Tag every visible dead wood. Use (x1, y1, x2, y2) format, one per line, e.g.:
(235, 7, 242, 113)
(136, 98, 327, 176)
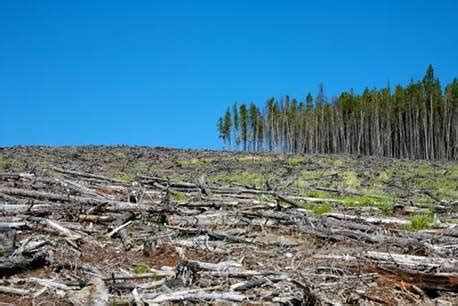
(0, 147, 457, 305)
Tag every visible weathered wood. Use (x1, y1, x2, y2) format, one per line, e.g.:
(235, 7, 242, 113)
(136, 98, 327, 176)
(44, 219, 82, 240)
(0, 285, 31, 296)
(108, 212, 135, 249)
(52, 167, 127, 184)
(0, 253, 49, 277)
(0, 187, 139, 211)
(143, 290, 247, 303)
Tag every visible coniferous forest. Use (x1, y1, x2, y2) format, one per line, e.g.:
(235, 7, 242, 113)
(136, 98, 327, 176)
(217, 65, 457, 160)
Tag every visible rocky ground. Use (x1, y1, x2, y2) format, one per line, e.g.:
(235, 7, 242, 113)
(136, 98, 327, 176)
(0, 146, 457, 305)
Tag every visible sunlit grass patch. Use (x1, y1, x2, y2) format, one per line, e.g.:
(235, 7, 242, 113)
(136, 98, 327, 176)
(341, 195, 382, 207)
(173, 191, 187, 202)
(0, 155, 6, 169)
(133, 263, 150, 274)
(319, 157, 344, 167)
(407, 214, 434, 231)
(209, 172, 268, 188)
(256, 194, 275, 202)
(417, 163, 432, 173)
(287, 156, 305, 166)
(449, 164, 458, 176)
(305, 190, 331, 199)
(341, 171, 360, 189)
(0, 157, 26, 172)
(176, 158, 214, 168)
(310, 203, 332, 215)
(416, 177, 457, 199)
(113, 151, 127, 159)
(133, 161, 150, 173)
(377, 201, 392, 215)
(113, 172, 135, 182)
(378, 170, 391, 183)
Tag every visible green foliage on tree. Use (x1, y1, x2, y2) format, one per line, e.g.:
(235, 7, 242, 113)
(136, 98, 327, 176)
(217, 66, 457, 160)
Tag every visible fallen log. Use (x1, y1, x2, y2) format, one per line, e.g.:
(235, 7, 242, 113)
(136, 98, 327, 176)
(51, 167, 127, 184)
(0, 187, 139, 211)
(0, 252, 49, 277)
(108, 212, 135, 250)
(314, 251, 458, 272)
(364, 265, 458, 292)
(0, 285, 32, 296)
(143, 290, 248, 303)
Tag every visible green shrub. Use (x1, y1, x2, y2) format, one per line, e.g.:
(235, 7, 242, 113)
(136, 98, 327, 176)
(173, 191, 187, 202)
(408, 214, 433, 231)
(310, 203, 331, 215)
(0, 156, 6, 169)
(133, 263, 150, 274)
(113, 173, 135, 182)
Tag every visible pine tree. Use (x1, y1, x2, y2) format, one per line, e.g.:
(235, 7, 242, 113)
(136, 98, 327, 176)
(217, 66, 456, 160)
(239, 104, 248, 152)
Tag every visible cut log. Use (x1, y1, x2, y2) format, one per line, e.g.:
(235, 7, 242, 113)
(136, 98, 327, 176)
(0, 252, 49, 277)
(108, 212, 135, 249)
(143, 290, 247, 303)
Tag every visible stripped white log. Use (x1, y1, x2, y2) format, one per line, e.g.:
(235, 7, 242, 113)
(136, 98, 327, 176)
(28, 278, 72, 291)
(45, 219, 81, 240)
(0, 204, 52, 212)
(0, 222, 28, 230)
(105, 220, 132, 238)
(314, 251, 458, 271)
(364, 251, 458, 270)
(324, 213, 411, 225)
(12, 237, 48, 257)
(0, 285, 31, 295)
(131, 288, 142, 305)
(288, 196, 344, 204)
(168, 213, 278, 227)
(144, 290, 247, 303)
(190, 260, 257, 275)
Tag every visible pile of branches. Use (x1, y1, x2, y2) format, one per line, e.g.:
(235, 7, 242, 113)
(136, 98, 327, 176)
(0, 164, 457, 305)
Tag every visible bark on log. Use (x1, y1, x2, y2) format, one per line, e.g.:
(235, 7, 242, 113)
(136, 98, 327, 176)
(0, 253, 49, 277)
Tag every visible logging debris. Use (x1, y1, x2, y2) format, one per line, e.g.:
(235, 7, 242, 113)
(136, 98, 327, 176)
(0, 146, 457, 305)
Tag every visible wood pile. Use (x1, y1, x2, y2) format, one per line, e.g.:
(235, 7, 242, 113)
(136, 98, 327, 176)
(0, 147, 457, 305)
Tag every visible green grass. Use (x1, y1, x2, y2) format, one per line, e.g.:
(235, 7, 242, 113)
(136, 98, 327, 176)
(310, 203, 332, 215)
(133, 161, 150, 173)
(173, 191, 187, 202)
(0, 155, 6, 169)
(378, 170, 391, 183)
(287, 156, 305, 166)
(112, 151, 127, 159)
(0, 157, 26, 172)
(319, 157, 344, 167)
(256, 194, 274, 202)
(113, 173, 135, 182)
(305, 190, 330, 198)
(407, 214, 434, 231)
(341, 171, 360, 189)
(449, 164, 458, 176)
(377, 201, 392, 215)
(416, 177, 457, 199)
(133, 263, 150, 274)
(210, 172, 267, 188)
(176, 158, 214, 168)
(233, 155, 273, 162)
(342, 195, 378, 207)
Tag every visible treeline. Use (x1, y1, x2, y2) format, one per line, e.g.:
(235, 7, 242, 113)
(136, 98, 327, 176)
(217, 65, 457, 160)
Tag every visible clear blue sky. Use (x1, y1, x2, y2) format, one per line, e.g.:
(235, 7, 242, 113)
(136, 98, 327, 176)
(1, 0, 457, 149)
